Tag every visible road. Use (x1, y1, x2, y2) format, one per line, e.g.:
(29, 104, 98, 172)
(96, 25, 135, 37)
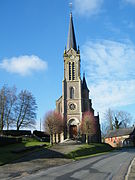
(20, 148, 135, 180)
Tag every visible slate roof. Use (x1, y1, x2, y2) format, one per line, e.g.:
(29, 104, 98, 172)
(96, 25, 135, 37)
(82, 73, 89, 91)
(67, 13, 77, 51)
(56, 96, 62, 102)
(105, 127, 135, 138)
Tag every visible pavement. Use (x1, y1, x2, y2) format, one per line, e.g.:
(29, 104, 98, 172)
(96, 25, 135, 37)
(126, 157, 135, 180)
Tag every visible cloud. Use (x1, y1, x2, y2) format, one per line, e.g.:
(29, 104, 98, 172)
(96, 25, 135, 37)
(0, 55, 47, 76)
(90, 80, 135, 113)
(73, 0, 103, 17)
(124, 0, 135, 5)
(82, 40, 135, 82)
(81, 39, 135, 116)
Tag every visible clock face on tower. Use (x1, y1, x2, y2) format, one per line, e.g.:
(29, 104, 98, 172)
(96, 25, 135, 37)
(69, 103, 76, 110)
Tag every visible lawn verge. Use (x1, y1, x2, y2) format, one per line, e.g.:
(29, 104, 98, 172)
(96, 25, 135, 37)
(66, 143, 114, 160)
(0, 137, 50, 166)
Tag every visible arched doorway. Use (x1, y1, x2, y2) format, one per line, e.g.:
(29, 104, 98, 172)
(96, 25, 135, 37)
(68, 118, 79, 139)
(69, 125, 77, 138)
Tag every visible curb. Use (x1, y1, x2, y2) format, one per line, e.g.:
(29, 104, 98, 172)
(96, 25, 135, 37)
(125, 158, 135, 180)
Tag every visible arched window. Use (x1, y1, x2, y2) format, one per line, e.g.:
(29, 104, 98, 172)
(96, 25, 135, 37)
(70, 87, 74, 99)
(69, 62, 71, 80)
(72, 62, 75, 80)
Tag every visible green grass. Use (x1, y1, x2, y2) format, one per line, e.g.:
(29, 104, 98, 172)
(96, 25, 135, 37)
(0, 138, 50, 165)
(22, 137, 49, 147)
(67, 143, 114, 160)
(0, 140, 114, 165)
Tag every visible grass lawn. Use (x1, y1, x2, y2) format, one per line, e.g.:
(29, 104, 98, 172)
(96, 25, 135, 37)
(0, 140, 114, 165)
(67, 143, 114, 160)
(0, 137, 50, 165)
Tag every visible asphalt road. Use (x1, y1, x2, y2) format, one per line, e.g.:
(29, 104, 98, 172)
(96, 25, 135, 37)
(20, 148, 135, 180)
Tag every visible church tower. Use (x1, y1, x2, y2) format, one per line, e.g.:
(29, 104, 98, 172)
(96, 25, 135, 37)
(56, 12, 101, 141)
(62, 12, 82, 138)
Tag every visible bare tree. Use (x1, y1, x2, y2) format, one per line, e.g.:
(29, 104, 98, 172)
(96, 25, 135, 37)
(104, 108, 133, 133)
(114, 111, 133, 128)
(5, 86, 17, 130)
(14, 90, 37, 130)
(81, 112, 96, 143)
(104, 108, 114, 130)
(44, 111, 64, 144)
(0, 85, 37, 131)
(0, 86, 7, 131)
(0, 85, 16, 131)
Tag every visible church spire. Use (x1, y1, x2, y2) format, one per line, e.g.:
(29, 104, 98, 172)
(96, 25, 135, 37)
(67, 13, 77, 51)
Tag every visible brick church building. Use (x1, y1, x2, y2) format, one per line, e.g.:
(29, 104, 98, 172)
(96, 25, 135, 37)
(56, 13, 101, 143)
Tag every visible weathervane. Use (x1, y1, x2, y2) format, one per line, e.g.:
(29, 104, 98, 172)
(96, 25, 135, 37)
(69, 2, 72, 13)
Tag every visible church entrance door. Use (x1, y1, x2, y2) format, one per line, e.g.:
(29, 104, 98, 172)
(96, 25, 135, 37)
(69, 125, 77, 139)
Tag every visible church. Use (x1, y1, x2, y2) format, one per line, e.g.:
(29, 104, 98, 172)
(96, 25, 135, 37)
(56, 13, 101, 143)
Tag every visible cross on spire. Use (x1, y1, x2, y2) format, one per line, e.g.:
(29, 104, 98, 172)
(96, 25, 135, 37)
(69, 2, 72, 14)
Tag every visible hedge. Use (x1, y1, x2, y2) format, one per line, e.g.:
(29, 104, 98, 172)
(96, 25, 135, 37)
(33, 130, 49, 138)
(33, 130, 50, 142)
(1, 130, 31, 136)
(0, 136, 22, 146)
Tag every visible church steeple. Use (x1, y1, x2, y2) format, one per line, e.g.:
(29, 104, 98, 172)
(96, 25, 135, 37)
(67, 13, 77, 51)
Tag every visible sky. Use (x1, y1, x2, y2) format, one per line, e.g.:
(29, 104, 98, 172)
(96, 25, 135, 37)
(0, 0, 135, 130)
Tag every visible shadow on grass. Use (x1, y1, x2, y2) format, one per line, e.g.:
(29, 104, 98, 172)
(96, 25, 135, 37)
(0, 144, 70, 180)
(13, 147, 66, 164)
(1, 141, 135, 166)
(0, 142, 67, 166)
(66, 143, 113, 159)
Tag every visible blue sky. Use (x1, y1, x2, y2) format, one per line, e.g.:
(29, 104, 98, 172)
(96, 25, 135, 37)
(0, 0, 135, 130)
